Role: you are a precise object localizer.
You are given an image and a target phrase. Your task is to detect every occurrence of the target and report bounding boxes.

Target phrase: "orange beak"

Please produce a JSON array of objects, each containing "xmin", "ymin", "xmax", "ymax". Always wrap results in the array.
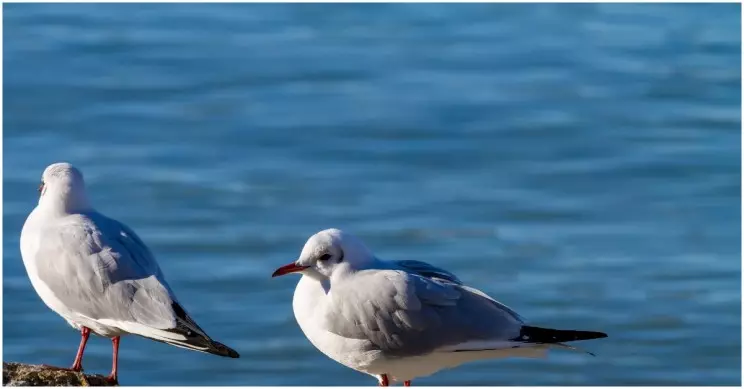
[{"xmin": 272, "ymin": 262, "xmax": 309, "ymax": 277}]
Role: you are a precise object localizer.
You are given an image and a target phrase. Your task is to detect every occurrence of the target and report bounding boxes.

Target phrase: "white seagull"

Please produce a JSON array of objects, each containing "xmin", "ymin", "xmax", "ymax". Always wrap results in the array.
[
  {"xmin": 272, "ymin": 228, "xmax": 607, "ymax": 386},
  {"xmin": 20, "ymin": 162, "xmax": 239, "ymax": 383}
]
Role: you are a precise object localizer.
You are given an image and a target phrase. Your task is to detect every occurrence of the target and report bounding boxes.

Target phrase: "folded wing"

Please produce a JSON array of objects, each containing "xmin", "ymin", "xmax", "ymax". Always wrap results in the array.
[
  {"xmin": 323, "ymin": 269, "xmax": 524, "ymax": 357},
  {"xmin": 34, "ymin": 211, "xmax": 238, "ymax": 358}
]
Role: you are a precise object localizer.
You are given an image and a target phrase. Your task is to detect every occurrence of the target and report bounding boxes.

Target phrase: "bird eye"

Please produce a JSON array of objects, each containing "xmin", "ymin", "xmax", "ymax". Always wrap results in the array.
[
  {"xmin": 38, "ymin": 181, "xmax": 45, "ymax": 193},
  {"xmin": 319, "ymin": 253, "xmax": 332, "ymax": 261}
]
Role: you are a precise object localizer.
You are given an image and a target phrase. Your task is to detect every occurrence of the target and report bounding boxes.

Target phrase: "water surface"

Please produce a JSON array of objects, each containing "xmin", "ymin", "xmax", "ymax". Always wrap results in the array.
[{"xmin": 3, "ymin": 3, "xmax": 741, "ymax": 386}]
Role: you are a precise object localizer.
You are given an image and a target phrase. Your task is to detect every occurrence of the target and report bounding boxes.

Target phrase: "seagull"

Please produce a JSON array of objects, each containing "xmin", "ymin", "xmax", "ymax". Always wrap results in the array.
[
  {"xmin": 19, "ymin": 162, "xmax": 239, "ymax": 384},
  {"xmin": 272, "ymin": 228, "xmax": 607, "ymax": 386}
]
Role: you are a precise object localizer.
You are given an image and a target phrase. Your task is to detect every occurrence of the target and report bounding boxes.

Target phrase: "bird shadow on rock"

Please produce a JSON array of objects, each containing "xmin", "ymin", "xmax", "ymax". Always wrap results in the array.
[{"xmin": 3, "ymin": 362, "xmax": 117, "ymax": 386}]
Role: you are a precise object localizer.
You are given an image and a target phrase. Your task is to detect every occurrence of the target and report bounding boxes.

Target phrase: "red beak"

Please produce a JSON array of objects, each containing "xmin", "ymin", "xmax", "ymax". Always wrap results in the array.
[{"xmin": 272, "ymin": 262, "xmax": 309, "ymax": 277}]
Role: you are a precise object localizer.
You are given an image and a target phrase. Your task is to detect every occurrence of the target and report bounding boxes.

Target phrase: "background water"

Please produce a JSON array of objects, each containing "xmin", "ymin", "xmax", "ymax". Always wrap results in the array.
[{"xmin": 2, "ymin": 3, "xmax": 741, "ymax": 386}]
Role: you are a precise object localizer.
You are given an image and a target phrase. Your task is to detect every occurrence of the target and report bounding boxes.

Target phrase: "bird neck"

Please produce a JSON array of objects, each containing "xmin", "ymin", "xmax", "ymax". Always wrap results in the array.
[
  {"xmin": 40, "ymin": 186, "xmax": 92, "ymax": 215},
  {"xmin": 328, "ymin": 258, "xmax": 379, "ymax": 284}
]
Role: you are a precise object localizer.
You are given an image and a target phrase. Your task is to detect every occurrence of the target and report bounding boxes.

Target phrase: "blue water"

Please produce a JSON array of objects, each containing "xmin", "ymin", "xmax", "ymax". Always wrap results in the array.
[{"xmin": 3, "ymin": 3, "xmax": 741, "ymax": 386}]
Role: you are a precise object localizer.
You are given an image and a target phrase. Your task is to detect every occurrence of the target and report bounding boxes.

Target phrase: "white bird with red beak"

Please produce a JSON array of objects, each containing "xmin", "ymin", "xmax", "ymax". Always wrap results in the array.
[
  {"xmin": 273, "ymin": 228, "xmax": 607, "ymax": 386},
  {"xmin": 20, "ymin": 162, "xmax": 239, "ymax": 384}
]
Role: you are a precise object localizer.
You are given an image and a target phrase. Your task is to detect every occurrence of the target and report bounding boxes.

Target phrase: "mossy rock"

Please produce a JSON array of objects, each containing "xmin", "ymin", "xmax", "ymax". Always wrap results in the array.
[{"xmin": 2, "ymin": 362, "xmax": 116, "ymax": 386}]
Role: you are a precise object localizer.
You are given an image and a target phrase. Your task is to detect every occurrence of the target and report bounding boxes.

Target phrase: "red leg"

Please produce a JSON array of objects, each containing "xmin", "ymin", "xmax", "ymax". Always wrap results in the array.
[
  {"xmin": 404, "ymin": 381, "xmax": 412, "ymax": 386},
  {"xmin": 379, "ymin": 374, "xmax": 389, "ymax": 386},
  {"xmin": 70, "ymin": 327, "xmax": 91, "ymax": 371},
  {"xmin": 106, "ymin": 336, "xmax": 120, "ymax": 384}
]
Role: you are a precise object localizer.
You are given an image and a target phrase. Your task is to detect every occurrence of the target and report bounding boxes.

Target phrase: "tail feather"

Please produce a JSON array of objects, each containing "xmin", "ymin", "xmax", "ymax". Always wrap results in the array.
[
  {"xmin": 145, "ymin": 332, "xmax": 239, "ymax": 358},
  {"xmin": 153, "ymin": 302, "xmax": 240, "ymax": 358},
  {"xmin": 514, "ymin": 325, "xmax": 607, "ymax": 344},
  {"xmin": 156, "ymin": 330, "xmax": 240, "ymax": 358}
]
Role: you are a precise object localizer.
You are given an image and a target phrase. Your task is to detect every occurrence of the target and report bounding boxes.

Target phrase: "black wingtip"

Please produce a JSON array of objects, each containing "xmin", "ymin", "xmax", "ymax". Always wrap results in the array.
[
  {"xmin": 210, "ymin": 340, "xmax": 240, "ymax": 358},
  {"xmin": 515, "ymin": 325, "xmax": 608, "ymax": 344},
  {"xmin": 168, "ymin": 302, "xmax": 240, "ymax": 358}
]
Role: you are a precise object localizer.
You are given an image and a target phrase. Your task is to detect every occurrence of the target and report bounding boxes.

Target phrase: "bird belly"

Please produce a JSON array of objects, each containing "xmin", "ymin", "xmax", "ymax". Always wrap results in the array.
[
  {"xmin": 22, "ymin": 261, "xmax": 80, "ymax": 327},
  {"xmin": 365, "ymin": 347, "xmax": 549, "ymax": 382},
  {"xmin": 20, "ymin": 219, "xmax": 77, "ymax": 326},
  {"xmin": 26, "ymin": 276, "xmax": 125, "ymax": 337}
]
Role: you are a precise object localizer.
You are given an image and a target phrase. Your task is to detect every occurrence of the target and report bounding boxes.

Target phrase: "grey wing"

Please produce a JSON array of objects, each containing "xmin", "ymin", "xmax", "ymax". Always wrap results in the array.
[
  {"xmin": 101, "ymin": 214, "xmax": 167, "ymax": 283},
  {"xmin": 323, "ymin": 270, "xmax": 524, "ymax": 357},
  {"xmin": 393, "ymin": 259, "xmax": 462, "ymax": 284},
  {"xmin": 394, "ymin": 259, "xmax": 524, "ymax": 321},
  {"xmin": 90, "ymin": 214, "xmax": 220, "ymax": 342},
  {"xmin": 34, "ymin": 213, "xmax": 177, "ymax": 329},
  {"xmin": 459, "ymin": 284, "xmax": 526, "ymax": 323},
  {"xmin": 35, "ymin": 213, "xmax": 206, "ymax": 337}
]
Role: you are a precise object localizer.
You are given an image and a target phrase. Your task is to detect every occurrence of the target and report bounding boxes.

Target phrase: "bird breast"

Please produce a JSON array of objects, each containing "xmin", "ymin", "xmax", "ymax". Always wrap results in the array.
[{"xmin": 292, "ymin": 276, "xmax": 379, "ymax": 373}]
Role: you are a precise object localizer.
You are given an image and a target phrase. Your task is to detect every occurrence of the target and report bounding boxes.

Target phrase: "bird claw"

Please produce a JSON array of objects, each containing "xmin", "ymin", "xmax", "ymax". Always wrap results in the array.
[{"xmin": 70, "ymin": 364, "xmax": 84, "ymax": 372}]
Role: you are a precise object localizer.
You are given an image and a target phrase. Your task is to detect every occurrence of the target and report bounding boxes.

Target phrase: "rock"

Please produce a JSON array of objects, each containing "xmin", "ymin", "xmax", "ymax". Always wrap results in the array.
[{"xmin": 2, "ymin": 362, "xmax": 116, "ymax": 386}]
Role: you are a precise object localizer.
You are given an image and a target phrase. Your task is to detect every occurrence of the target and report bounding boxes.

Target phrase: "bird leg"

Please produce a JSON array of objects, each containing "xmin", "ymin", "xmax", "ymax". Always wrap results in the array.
[
  {"xmin": 70, "ymin": 327, "xmax": 91, "ymax": 371},
  {"xmin": 378, "ymin": 374, "xmax": 389, "ymax": 386},
  {"xmin": 106, "ymin": 336, "xmax": 120, "ymax": 384},
  {"xmin": 404, "ymin": 381, "xmax": 412, "ymax": 386}
]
